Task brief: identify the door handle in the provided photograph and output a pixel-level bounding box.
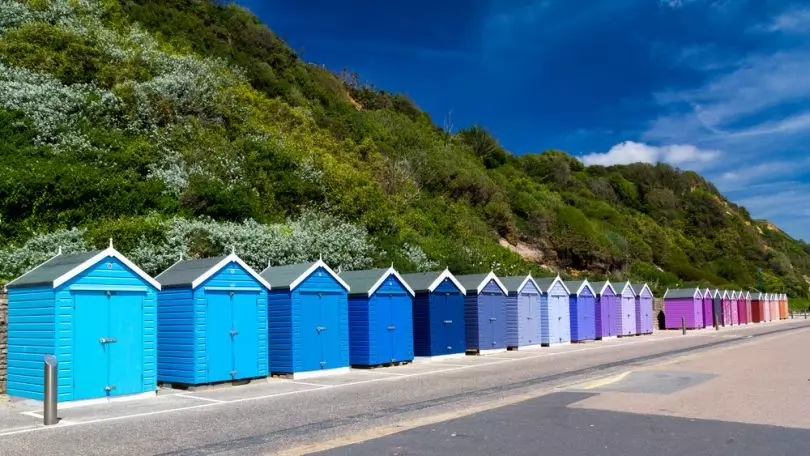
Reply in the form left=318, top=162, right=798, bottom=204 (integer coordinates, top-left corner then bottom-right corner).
left=316, top=326, right=327, bottom=332
left=99, top=337, right=117, bottom=344
left=229, top=330, right=239, bottom=336
left=320, top=361, right=327, bottom=367
left=230, top=370, right=238, bottom=377
left=105, top=385, right=116, bottom=392
left=443, top=320, right=453, bottom=324
left=387, top=325, right=396, bottom=331
left=489, top=317, right=497, bottom=322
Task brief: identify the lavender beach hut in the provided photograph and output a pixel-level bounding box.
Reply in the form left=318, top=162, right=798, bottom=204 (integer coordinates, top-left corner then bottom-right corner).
left=618, top=282, right=637, bottom=336
left=537, top=276, right=571, bottom=346
left=632, top=283, right=654, bottom=334
left=592, top=281, right=619, bottom=339
left=501, top=274, right=542, bottom=350
left=663, top=287, right=703, bottom=329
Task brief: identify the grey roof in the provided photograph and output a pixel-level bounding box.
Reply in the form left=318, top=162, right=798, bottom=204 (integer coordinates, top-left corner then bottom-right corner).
left=399, top=271, right=443, bottom=293
left=665, top=288, right=700, bottom=299
left=500, top=275, right=530, bottom=293
left=563, top=280, right=588, bottom=295
left=260, top=261, right=316, bottom=290
left=455, top=273, right=492, bottom=291
left=155, top=255, right=228, bottom=289
left=7, top=250, right=103, bottom=289
left=631, top=282, right=652, bottom=297
left=590, top=281, right=612, bottom=295
left=340, top=268, right=389, bottom=296
left=534, top=276, right=568, bottom=294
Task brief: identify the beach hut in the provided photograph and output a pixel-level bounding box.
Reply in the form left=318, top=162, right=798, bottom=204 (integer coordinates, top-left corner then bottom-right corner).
left=501, top=274, right=542, bottom=350
left=761, top=292, right=771, bottom=322
left=564, top=279, right=596, bottom=342
left=341, top=267, right=415, bottom=367
left=720, top=290, right=732, bottom=326
left=5, top=245, right=160, bottom=401
left=536, top=276, right=571, bottom=346
left=770, top=293, right=779, bottom=321
left=729, top=291, right=740, bottom=325
left=632, top=283, right=654, bottom=334
left=702, top=288, right=714, bottom=328
left=736, top=291, right=748, bottom=325
left=400, top=270, right=467, bottom=359
left=155, top=253, right=270, bottom=385
left=261, top=259, right=350, bottom=378
left=751, top=292, right=764, bottom=323
left=457, top=272, right=508, bottom=354
left=745, top=291, right=753, bottom=324
left=618, top=282, right=637, bottom=336
left=712, top=289, right=723, bottom=327
left=782, top=293, right=789, bottom=319
left=663, top=288, right=703, bottom=330
left=592, top=281, right=619, bottom=339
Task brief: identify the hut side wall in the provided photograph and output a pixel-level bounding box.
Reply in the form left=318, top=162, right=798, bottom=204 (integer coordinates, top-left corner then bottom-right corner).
left=0, top=290, right=6, bottom=394
left=157, top=287, right=195, bottom=384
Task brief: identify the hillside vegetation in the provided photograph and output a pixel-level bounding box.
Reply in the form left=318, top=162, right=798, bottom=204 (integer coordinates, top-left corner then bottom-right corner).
left=0, top=0, right=808, bottom=299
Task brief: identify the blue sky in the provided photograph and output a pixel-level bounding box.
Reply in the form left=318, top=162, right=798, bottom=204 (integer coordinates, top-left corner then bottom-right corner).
left=239, top=0, right=810, bottom=241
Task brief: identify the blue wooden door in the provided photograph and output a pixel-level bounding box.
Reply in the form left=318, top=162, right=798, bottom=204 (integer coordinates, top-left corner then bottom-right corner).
left=107, top=291, right=144, bottom=396
left=205, top=292, right=233, bottom=382
left=299, top=293, right=322, bottom=371
left=481, top=293, right=505, bottom=349
left=318, top=292, right=343, bottom=370
left=232, top=291, right=260, bottom=379
left=429, top=294, right=447, bottom=355
left=391, top=294, right=413, bottom=362
left=73, top=291, right=110, bottom=400
left=445, top=293, right=465, bottom=354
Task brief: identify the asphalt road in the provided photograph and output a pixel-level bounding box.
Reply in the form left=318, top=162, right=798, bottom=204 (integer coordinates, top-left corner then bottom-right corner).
left=1, top=320, right=807, bottom=455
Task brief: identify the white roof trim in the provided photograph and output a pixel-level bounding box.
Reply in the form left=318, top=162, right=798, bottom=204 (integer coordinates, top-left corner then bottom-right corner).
left=428, top=269, right=467, bottom=295
left=663, top=287, right=700, bottom=299
left=635, top=283, right=652, bottom=296
left=703, top=288, right=712, bottom=297
left=189, top=253, right=272, bottom=291
left=368, top=267, right=416, bottom=297
left=597, top=280, right=617, bottom=296
left=619, top=281, right=635, bottom=296
left=474, top=271, right=508, bottom=295
left=712, top=289, right=721, bottom=298
left=52, top=247, right=161, bottom=290
left=289, top=259, right=350, bottom=292
left=544, top=275, right=571, bottom=295
left=571, top=279, right=595, bottom=296
left=518, top=274, right=540, bottom=294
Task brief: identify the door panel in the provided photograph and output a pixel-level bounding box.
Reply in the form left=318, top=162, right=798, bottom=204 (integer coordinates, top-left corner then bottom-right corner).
left=318, top=292, right=342, bottom=369
left=73, top=292, right=109, bottom=400
left=205, top=292, right=233, bottom=382
left=108, top=292, right=144, bottom=396
left=232, top=292, right=260, bottom=379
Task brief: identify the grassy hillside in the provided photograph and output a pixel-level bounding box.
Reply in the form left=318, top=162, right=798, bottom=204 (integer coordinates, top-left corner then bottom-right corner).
left=0, top=0, right=808, bottom=299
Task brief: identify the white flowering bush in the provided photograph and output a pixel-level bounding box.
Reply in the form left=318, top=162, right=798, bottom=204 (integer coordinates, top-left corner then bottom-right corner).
left=0, top=228, right=89, bottom=281
left=0, top=62, right=121, bottom=151
left=402, top=243, right=438, bottom=271
left=127, top=210, right=375, bottom=275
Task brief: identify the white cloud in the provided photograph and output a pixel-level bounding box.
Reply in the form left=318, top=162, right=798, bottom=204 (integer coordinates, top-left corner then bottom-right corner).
left=758, top=8, right=810, bottom=33
left=581, top=141, right=720, bottom=168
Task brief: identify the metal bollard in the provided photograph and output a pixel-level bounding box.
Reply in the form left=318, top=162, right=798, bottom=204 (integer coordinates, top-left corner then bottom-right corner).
left=681, top=316, right=686, bottom=335
left=44, top=355, right=58, bottom=426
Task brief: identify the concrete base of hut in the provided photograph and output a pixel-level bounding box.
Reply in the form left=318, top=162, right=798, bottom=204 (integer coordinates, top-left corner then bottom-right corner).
left=272, top=367, right=351, bottom=380
left=467, top=348, right=507, bottom=356
left=507, top=344, right=543, bottom=351
left=542, top=341, right=572, bottom=347
left=413, top=353, right=467, bottom=363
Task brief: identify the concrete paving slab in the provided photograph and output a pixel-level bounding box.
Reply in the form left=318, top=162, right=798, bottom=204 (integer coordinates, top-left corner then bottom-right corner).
left=358, top=362, right=464, bottom=375
left=18, top=393, right=205, bottom=425
left=175, top=379, right=322, bottom=402
left=289, top=370, right=400, bottom=387
left=581, top=370, right=717, bottom=394
left=0, top=401, right=43, bottom=434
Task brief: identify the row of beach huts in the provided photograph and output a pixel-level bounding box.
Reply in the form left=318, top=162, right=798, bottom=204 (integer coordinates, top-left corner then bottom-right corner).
left=663, top=288, right=789, bottom=329
left=2, top=246, right=788, bottom=402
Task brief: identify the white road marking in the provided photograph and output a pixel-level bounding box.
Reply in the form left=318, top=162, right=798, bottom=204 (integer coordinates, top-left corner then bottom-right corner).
left=20, top=411, right=43, bottom=419
left=0, top=321, right=803, bottom=438
left=176, top=394, right=227, bottom=404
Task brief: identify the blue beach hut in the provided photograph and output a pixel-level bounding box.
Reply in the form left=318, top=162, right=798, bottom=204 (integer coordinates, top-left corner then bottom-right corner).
left=536, top=276, right=572, bottom=346
left=400, top=270, right=467, bottom=359
left=154, top=252, right=271, bottom=385
left=5, top=244, right=161, bottom=402
left=457, top=272, right=509, bottom=355
left=565, top=279, right=597, bottom=342
left=341, top=267, right=415, bottom=367
left=501, top=274, right=542, bottom=350
left=260, top=259, right=350, bottom=379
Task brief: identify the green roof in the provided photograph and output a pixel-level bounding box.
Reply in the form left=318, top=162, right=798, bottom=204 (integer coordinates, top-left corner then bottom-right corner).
left=590, top=281, right=614, bottom=295
left=534, top=276, right=568, bottom=294
left=7, top=250, right=103, bottom=289
left=155, top=255, right=228, bottom=288
left=455, top=273, right=491, bottom=293
left=664, top=288, right=700, bottom=299
left=631, top=282, right=652, bottom=297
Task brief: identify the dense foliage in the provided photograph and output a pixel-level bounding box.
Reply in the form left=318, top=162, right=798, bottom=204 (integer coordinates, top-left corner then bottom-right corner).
left=0, top=0, right=808, bottom=300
